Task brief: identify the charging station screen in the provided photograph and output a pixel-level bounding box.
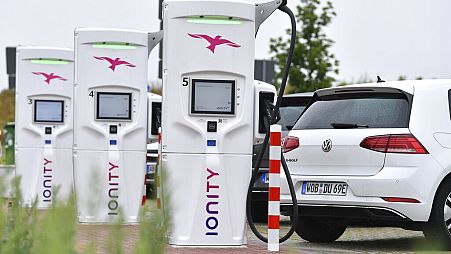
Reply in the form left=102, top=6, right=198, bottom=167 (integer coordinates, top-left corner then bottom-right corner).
left=96, top=92, right=132, bottom=120
left=34, top=100, right=64, bottom=123
left=191, top=80, right=235, bottom=115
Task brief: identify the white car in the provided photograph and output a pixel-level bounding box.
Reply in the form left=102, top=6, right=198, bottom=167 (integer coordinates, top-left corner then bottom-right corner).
left=281, top=80, right=451, bottom=248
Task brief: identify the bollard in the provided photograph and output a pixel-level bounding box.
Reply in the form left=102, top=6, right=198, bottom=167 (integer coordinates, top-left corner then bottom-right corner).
left=268, top=124, right=281, bottom=251
left=142, top=176, right=147, bottom=206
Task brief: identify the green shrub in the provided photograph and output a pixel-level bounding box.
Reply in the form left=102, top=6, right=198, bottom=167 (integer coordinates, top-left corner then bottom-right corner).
left=0, top=177, right=38, bottom=254
left=133, top=204, right=167, bottom=254
left=0, top=176, right=168, bottom=254
left=31, top=193, right=77, bottom=254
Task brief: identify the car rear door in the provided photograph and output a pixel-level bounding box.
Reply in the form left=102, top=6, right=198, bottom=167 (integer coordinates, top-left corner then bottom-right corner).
left=285, top=87, right=413, bottom=176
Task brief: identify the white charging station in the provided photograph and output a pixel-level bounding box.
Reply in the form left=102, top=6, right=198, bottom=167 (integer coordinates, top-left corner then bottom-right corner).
left=15, top=47, right=74, bottom=208
left=161, top=0, right=281, bottom=245
left=147, top=93, right=162, bottom=143
left=74, top=28, right=162, bottom=223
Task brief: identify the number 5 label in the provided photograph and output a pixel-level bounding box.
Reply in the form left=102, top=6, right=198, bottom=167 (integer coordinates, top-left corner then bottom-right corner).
left=182, top=77, right=189, bottom=87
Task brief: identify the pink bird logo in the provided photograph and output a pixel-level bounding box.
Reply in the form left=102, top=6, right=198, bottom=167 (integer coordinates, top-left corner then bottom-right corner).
left=94, top=56, right=136, bottom=71
left=188, top=33, right=241, bottom=53
left=32, top=72, right=67, bottom=85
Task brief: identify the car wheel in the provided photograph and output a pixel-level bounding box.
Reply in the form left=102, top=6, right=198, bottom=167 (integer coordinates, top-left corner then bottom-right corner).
left=424, top=181, right=451, bottom=250
left=294, top=217, right=346, bottom=243
left=251, top=201, right=268, bottom=223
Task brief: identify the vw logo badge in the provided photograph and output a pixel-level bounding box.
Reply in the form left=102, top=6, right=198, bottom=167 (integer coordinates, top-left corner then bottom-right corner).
left=322, top=139, right=332, bottom=152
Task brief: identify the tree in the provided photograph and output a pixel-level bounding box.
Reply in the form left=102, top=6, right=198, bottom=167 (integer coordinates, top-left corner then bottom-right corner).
left=0, top=89, right=15, bottom=130
left=270, top=0, right=339, bottom=93
left=398, top=75, right=407, bottom=81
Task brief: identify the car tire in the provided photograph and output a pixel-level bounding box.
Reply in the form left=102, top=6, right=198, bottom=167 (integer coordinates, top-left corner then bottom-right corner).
left=251, top=202, right=268, bottom=223
left=424, top=180, right=451, bottom=250
left=294, top=217, right=346, bottom=243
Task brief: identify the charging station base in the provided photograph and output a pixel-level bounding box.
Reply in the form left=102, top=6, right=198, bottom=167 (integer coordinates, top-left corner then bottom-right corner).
left=74, top=150, right=146, bottom=224
left=16, top=147, right=73, bottom=208
left=162, top=153, right=251, bottom=246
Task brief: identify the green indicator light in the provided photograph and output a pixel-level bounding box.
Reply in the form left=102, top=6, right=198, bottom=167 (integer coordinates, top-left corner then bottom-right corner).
left=92, top=43, right=137, bottom=50
left=187, top=16, right=242, bottom=25
left=31, top=59, right=70, bottom=65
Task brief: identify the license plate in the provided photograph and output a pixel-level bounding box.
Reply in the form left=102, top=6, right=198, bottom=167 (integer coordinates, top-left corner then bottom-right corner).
left=301, top=182, right=347, bottom=196
left=261, top=173, right=269, bottom=184
left=146, top=164, right=151, bottom=174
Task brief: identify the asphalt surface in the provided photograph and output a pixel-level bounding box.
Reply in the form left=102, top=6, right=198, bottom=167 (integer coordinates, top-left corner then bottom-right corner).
left=75, top=217, right=444, bottom=254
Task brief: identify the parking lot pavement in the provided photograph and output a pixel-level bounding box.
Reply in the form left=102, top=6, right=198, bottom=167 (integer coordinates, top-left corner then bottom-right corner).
left=276, top=227, right=428, bottom=254
left=76, top=219, right=446, bottom=254
left=244, top=223, right=432, bottom=254
left=76, top=224, right=140, bottom=254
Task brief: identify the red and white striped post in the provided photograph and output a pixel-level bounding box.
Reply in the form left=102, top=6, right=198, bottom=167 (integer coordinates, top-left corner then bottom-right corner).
left=142, top=174, right=147, bottom=206
left=268, top=124, right=281, bottom=251
left=156, top=127, right=162, bottom=209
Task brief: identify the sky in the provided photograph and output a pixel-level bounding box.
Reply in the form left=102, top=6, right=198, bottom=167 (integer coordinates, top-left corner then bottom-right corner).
left=0, top=0, right=450, bottom=90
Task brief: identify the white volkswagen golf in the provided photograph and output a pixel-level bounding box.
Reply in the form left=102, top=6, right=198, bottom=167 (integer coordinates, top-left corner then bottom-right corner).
left=280, top=80, right=451, bottom=248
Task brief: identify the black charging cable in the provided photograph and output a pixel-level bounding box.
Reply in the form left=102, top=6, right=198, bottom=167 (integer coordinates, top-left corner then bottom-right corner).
left=246, top=4, right=298, bottom=243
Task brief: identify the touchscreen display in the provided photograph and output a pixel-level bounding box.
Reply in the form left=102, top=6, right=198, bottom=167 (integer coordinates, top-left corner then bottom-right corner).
left=34, top=100, right=64, bottom=123
left=96, top=92, right=132, bottom=120
left=191, top=80, right=235, bottom=114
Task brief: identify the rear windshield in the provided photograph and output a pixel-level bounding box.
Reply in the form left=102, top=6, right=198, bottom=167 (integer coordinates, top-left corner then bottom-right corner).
left=294, top=92, right=411, bottom=130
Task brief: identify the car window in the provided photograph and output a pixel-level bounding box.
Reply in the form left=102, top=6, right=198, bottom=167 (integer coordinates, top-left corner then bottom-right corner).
left=279, top=106, right=306, bottom=131
left=294, top=93, right=410, bottom=130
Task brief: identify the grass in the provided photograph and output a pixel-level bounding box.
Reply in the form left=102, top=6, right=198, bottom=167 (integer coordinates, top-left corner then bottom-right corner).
left=133, top=203, right=167, bottom=254
left=0, top=177, right=168, bottom=254
left=0, top=177, right=38, bottom=254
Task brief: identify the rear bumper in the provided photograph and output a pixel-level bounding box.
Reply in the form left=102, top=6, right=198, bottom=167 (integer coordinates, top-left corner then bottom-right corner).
left=280, top=156, right=445, bottom=222
left=280, top=204, right=428, bottom=230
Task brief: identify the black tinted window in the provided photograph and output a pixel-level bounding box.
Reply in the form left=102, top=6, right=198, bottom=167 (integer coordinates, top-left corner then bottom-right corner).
left=294, top=93, right=410, bottom=130
left=279, top=96, right=311, bottom=131
left=279, top=106, right=306, bottom=131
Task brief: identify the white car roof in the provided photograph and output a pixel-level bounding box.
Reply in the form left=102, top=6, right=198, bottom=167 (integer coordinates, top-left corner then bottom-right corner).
left=317, top=79, right=451, bottom=95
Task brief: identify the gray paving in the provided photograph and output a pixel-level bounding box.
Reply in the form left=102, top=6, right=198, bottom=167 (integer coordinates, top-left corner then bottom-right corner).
left=75, top=220, right=446, bottom=253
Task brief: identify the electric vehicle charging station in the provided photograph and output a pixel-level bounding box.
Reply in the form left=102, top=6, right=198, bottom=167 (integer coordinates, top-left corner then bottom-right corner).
left=160, top=0, right=289, bottom=246
left=15, top=47, right=74, bottom=208
left=74, top=28, right=162, bottom=223
left=148, top=93, right=162, bottom=143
